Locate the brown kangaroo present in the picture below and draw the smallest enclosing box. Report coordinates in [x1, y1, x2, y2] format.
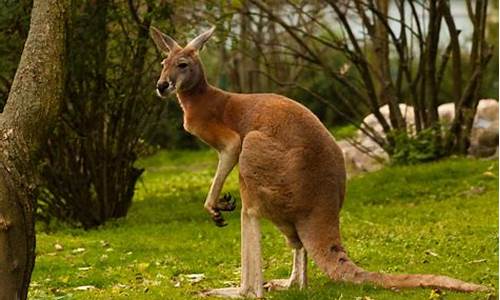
[150, 26, 489, 298]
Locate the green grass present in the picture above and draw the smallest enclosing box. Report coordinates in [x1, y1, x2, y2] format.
[29, 150, 498, 299]
[330, 124, 358, 140]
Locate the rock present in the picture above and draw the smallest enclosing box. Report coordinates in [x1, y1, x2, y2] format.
[337, 139, 386, 176]
[471, 99, 498, 157]
[344, 99, 498, 173]
[350, 104, 411, 173]
[359, 103, 415, 139]
[438, 98, 499, 126]
[476, 99, 499, 122]
[438, 102, 455, 125]
[432, 100, 498, 157]
[469, 118, 498, 157]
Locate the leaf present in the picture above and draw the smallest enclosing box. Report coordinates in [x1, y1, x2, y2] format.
[71, 248, 85, 254]
[482, 171, 496, 178]
[429, 288, 444, 299]
[183, 273, 205, 283]
[74, 285, 96, 291]
[467, 259, 487, 264]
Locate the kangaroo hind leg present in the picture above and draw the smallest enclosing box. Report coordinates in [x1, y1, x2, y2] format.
[202, 182, 264, 298]
[265, 225, 308, 291]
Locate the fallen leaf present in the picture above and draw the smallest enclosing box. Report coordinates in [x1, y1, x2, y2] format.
[339, 63, 351, 76]
[467, 259, 487, 264]
[183, 273, 205, 283]
[425, 250, 439, 257]
[74, 285, 96, 291]
[429, 288, 444, 299]
[222, 280, 238, 287]
[482, 171, 496, 178]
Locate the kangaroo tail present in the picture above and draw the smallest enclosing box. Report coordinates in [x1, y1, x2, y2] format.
[296, 215, 489, 292]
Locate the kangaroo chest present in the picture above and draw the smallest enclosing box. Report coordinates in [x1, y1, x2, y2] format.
[180, 104, 223, 150]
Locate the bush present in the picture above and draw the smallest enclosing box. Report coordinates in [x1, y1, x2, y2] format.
[391, 129, 441, 165]
[37, 1, 168, 229]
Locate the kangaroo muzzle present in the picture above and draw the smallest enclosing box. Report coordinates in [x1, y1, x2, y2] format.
[156, 80, 175, 97]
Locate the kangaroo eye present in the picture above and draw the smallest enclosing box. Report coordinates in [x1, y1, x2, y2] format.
[178, 62, 188, 69]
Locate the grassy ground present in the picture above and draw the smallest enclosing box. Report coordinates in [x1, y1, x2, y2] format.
[329, 124, 358, 140]
[29, 150, 498, 299]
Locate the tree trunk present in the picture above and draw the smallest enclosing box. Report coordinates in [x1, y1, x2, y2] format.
[372, 0, 405, 130]
[0, 0, 68, 299]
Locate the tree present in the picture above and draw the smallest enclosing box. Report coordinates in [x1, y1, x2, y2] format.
[0, 0, 32, 109]
[36, 0, 169, 228]
[244, 0, 493, 159]
[0, 0, 68, 298]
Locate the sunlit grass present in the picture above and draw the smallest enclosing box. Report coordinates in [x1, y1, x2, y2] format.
[30, 150, 498, 299]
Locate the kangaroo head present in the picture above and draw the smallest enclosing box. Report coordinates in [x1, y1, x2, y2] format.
[150, 26, 215, 97]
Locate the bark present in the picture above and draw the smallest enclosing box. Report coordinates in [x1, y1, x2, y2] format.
[242, 0, 492, 158]
[445, 0, 491, 154]
[424, 0, 442, 127]
[0, 0, 68, 299]
[372, 0, 405, 130]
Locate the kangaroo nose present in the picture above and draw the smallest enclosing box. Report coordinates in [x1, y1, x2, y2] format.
[157, 81, 169, 94]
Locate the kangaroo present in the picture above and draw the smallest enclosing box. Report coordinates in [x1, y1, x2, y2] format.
[150, 26, 489, 298]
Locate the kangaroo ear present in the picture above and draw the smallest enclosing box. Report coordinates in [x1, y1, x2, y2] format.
[186, 26, 216, 51]
[150, 26, 181, 54]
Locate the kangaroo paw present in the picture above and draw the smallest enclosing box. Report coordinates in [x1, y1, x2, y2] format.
[212, 211, 228, 227]
[216, 193, 237, 212]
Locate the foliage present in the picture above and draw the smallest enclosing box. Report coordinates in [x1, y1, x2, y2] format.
[390, 129, 441, 165]
[29, 150, 498, 299]
[1, 1, 498, 153]
[217, 0, 495, 156]
[330, 124, 358, 140]
[36, 0, 170, 228]
[0, 0, 31, 110]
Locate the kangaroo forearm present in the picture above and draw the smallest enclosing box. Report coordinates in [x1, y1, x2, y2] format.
[204, 150, 238, 210]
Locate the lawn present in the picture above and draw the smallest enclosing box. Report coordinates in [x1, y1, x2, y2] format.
[29, 150, 498, 299]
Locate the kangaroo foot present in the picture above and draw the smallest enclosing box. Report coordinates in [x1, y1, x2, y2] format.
[264, 279, 293, 291]
[201, 287, 262, 298]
